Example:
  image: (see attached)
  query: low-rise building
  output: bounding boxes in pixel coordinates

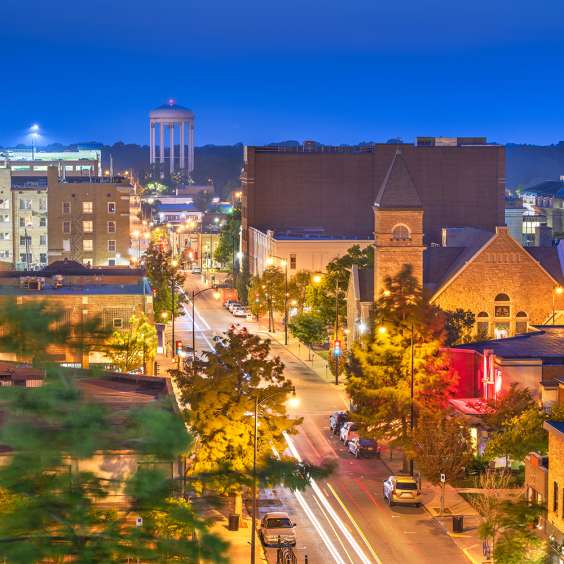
[544,419,564,555]
[47,167,134,267]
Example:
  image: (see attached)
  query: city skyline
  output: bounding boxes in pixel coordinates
[1,0,564,147]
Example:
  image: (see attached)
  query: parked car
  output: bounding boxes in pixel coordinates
[227,302,241,313]
[347,437,380,458]
[232,306,250,318]
[191,266,202,274]
[259,511,297,547]
[224,299,236,309]
[383,475,422,507]
[329,411,348,435]
[339,421,359,445]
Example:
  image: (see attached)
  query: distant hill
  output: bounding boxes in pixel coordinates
[6,140,564,194]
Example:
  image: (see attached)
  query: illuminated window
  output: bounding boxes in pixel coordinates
[0,200,9,210]
[63,202,71,214]
[82,202,93,214]
[476,312,489,339]
[113,318,123,328]
[19,199,32,210]
[63,221,71,234]
[516,311,528,334]
[107,221,116,233]
[391,224,411,241]
[83,239,93,252]
[63,239,70,252]
[108,240,116,252]
[107,202,116,213]
[83,220,93,233]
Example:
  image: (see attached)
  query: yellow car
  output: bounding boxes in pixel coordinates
[383,475,422,507]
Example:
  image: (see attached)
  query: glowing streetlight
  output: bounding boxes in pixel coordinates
[552,286,564,324]
[383,289,391,297]
[378,325,387,335]
[358,321,368,335]
[312,274,322,285]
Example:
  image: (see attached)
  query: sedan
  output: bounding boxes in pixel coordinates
[347,437,380,458]
[259,512,297,547]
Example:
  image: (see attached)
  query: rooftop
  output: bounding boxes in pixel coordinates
[0,261,146,278]
[522,180,564,197]
[544,420,564,436]
[0,283,148,296]
[374,150,422,209]
[455,326,564,359]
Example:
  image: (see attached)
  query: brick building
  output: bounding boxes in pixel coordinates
[47,167,134,267]
[347,151,564,340]
[0,261,152,368]
[241,139,505,273]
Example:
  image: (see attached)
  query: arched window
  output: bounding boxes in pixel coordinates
[494,293,510,302]
[476,312,489,339]
[516,311,528,335]
[391,224,411,241]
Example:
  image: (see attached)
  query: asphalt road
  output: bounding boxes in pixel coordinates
[176,275,467,564]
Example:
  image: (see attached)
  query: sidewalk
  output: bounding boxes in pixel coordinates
[265,329,489,564]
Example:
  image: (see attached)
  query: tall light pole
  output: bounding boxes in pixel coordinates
[250,387,299,564]
[266,255,288,345]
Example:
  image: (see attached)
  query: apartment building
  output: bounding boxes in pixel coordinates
[47,167,133,267]
[0,169,12,265]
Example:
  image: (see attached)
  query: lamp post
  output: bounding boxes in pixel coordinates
[266,255,288,345]
[250,387,299,564]
[553,286,563,325]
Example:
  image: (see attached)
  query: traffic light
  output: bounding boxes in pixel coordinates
[152,288,157,298]
[333,339,341,357]
[154,361,160,375]
[175,340,183,356]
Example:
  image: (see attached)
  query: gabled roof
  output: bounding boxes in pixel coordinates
[374,151,422,209]
[525,246,564,285]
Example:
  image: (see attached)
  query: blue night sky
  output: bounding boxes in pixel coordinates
[1,0,564,147]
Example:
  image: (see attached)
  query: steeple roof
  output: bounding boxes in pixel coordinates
[374,150,422,209]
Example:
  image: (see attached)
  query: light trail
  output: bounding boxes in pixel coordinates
[284,433,377,564]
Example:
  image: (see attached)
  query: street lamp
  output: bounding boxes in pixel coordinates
[266,255,289,345]
[553,286,564,325]
[250,386,298,564]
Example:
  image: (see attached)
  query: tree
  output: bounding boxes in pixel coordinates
[173,328,328,507]
[410,409,473,514]
[444,309,476,345]
[247,266,285,331]
[288,313,326,359]
[0,300,109,366]
[214,207,240,268]
[288,271,312,314]
[145,243,187,318]
[346,265,458,469]
[482,384,537,431]
[485,404,564,463]
[106,313,158,374]
[0,371,227,563]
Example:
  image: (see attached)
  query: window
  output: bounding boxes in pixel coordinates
[19,199,32,210]
[392,224,411,241]
[494,295,510,318]
[108,259,116,266]
[19,217,25,227]
[290,254,297,270]
[108,240,116,252]
[0,214,9,223]
[0,233,9,241]
[476,312,489,339]
[63,239,70,252]
[0,250,10,259]
[63,202,71,214]
[516,311,528,335]
[40,253,47,264]
[83,220,93,233]
[39,199,47,211]
[39,235,47,246]
[63,221,71,234]
[113,318,123,329]
[494,293,510,302]
[0,199,9,210]
[107,202,116,213]
[39,217,46,227]
[82,201,93,214]
[554,482,559,513]
[83,239,93,252]
[83,259,92,267]
[19,253,32,264]
[19,236,31,246]
[107,221,116,233]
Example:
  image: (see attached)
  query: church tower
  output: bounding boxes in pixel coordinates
[373,150,425,299]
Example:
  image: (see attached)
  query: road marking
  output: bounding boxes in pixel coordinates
[284,433,376,564]
[312,494,355,564]
[326,483,382,564]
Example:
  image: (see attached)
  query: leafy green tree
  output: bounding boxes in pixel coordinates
[444,308,476,345]
[346,265,457,469]
[0,300,109,366]
[0,371,227,563]
[106,313,158,374]
[173,328,329,507]
[288,313,326,359]
[145,243,187,318]
[288,271,312,314]
[247,266,285,331]
[214,207,241,268]
[411,409,473,513]
[482,384,536,432]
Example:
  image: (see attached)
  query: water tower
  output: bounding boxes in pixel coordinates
[149,99,195,177]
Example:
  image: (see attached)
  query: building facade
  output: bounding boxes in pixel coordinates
[47,167,134,266]
[1,148,100,177]
[0,169,13,265]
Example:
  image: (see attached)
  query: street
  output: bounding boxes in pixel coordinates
[176,274,467,564]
